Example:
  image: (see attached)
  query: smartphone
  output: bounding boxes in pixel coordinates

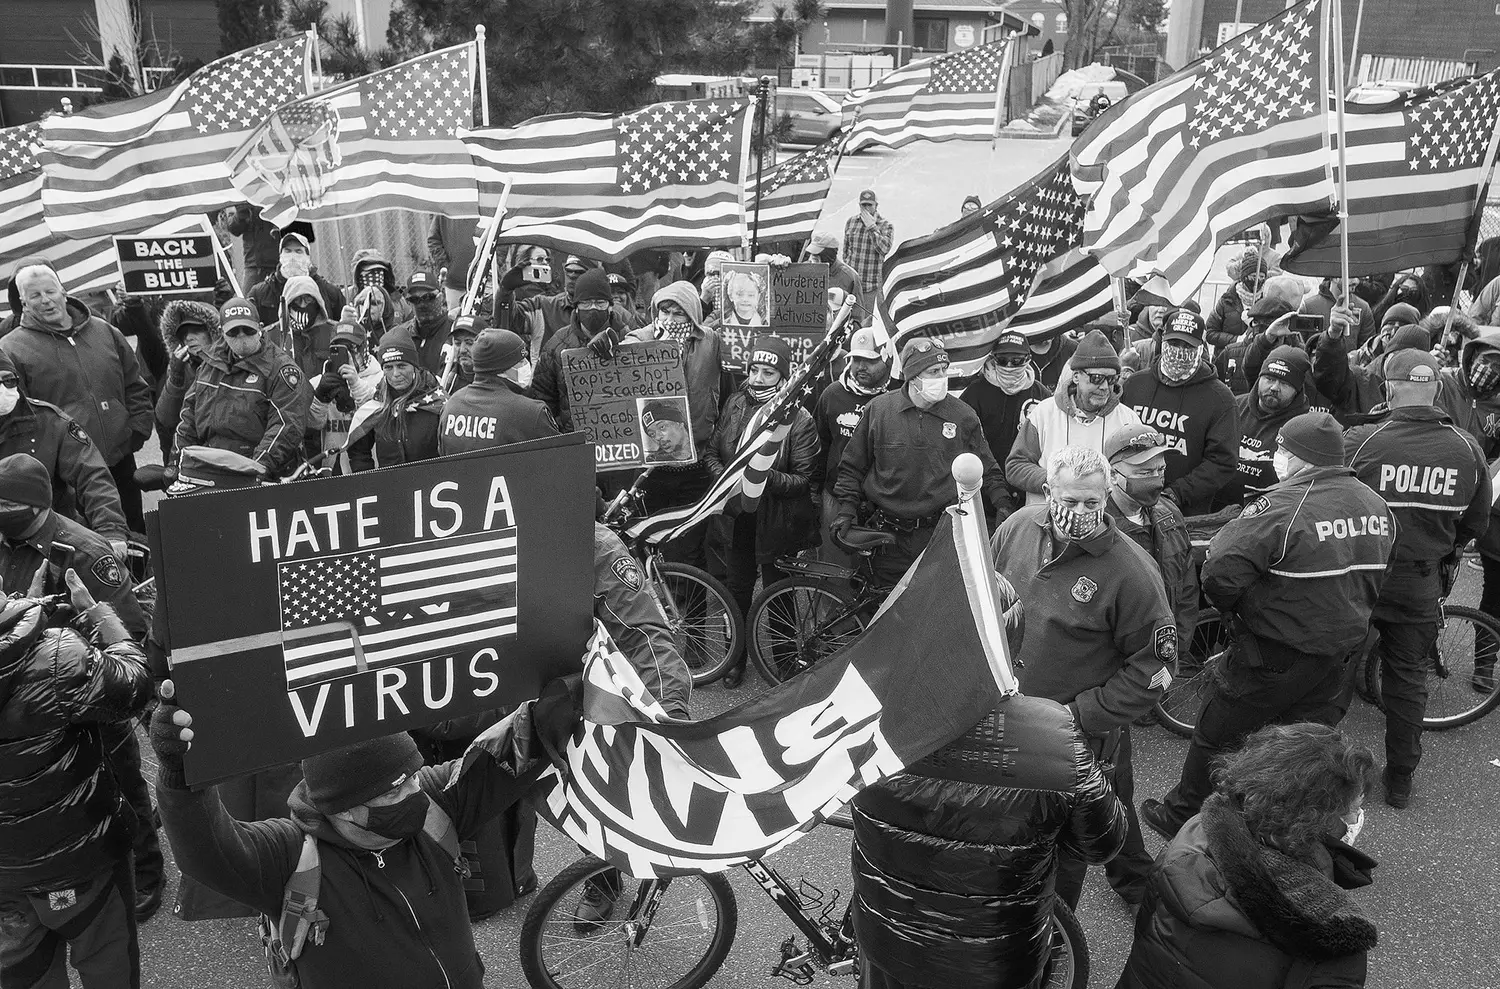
[525,263,552,285]
[46,541,75,596]
[1289,313,1326,336]
[327,344,351,372]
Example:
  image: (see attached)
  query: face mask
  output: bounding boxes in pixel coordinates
[579,308,611,334]
[1049,499,1102,540]
[656,314,692,342]
[913,376,948,403]
[0,507,38,536]
[1341,806,1364,845]
[0,386,18,417]
[1159,344,1201,383]
[983,358,1035,395]
[279,252,311,279]
[361,791,429,840]
[1273,449,1294,480]
[1115,471,1165,507]
[358,268,385,290]
[287,303,316,334]
[746,381,780,404]
[1469,359,1500,395]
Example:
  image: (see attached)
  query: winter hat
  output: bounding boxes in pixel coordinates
[900,337,949,379]
[378,331,420,367]
[301,733,424,815]
[1228,249,1268,282]
[1277,411,1344,468]
[470,328,527,374]
[1070,328,1121,372]
[1380,302,1422,329]
[703,250,735,274]
[641,399,687,430]
[1260,345,1310,391]
[0,453,53,508]
[652,281,705,328]
[574,268,612,307]
[748,335,793,379]
[1384,324,1429,356]
[1384,348,1440,384]
[1247,296,1295,322]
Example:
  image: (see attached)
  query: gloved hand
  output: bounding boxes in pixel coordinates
[532,675,582,770]
[499,262,528,293]
[313,374,343,402]
[129,430,148,453]
[1440,550,1463,598]
[830,513,855,542]
[148,679,194,779]
[588,326,620,359]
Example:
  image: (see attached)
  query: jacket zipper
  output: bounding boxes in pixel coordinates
[391,882,452,989]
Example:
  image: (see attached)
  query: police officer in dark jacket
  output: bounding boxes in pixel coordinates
[834,338,1009,587]
[1143,412,1396,840]
[438,328,557,457]
[1343,350,1490,807]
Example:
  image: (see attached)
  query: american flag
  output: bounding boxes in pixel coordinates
[38,36,312,237]
[881,155,1113,376]
[1071,0,1334,303]
[465,99,752,262]
[277,528,518,690]
[229,44,478,227]
[749,140,838,243]
[626,317,853,546]
[1277,69,1500,275]
[0,123,117,301]
[843,41,1009,152]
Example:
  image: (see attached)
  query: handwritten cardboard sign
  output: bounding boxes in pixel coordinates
[562,340,695,470]
[719,262,829,369]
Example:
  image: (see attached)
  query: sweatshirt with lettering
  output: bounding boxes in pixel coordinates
[1122,359,1239,515]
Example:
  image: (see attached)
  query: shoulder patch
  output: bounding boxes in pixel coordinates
[67,420,92,446]
[1240,495,1270,519]
[281,365,300,388]
[90,554,123,589]
[610,556,643,591]
[1153,624,1176,664]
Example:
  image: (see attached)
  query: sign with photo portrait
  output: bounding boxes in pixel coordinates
[562,341,694,470]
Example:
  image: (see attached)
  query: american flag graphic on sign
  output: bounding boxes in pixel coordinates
[277,528,518,690]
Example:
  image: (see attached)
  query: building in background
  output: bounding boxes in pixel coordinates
[999,0,1068,55]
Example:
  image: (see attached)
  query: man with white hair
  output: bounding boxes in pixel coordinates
[991,444,1175,909]
[0,257,153,534]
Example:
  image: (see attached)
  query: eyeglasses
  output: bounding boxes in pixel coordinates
[1082,371,1119,385]
[224,325,260,338]
[408,293,438,304]
[1121,463,1167,478]
[576,300,611,311]
[992,356,1029,368]
[0,373,18,388]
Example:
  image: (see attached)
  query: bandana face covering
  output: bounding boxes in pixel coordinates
[1049,499,1102,540]
[656,315,693,343]
[983,358,1035,395]
[1159,343,1201,384]
[279,251,311,279]
[358,268,385,290]
[746,382,779,405]
[287,302,316,335]
[1470,358,1500,394]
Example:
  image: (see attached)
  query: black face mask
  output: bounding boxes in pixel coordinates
[579,308,611,334]
[362,791,429,840]
[0,507,37,537]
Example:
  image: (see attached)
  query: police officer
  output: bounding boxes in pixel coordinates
[1344,350,1490,808]
[991,444,1175,908]
[1142,412,1396,840]
[438,328,557,456]
[833,338,1009,587]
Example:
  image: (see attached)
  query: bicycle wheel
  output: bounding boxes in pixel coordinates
[654,563,743,686]
[748,577,867,685]
[1039,900,1089,989]
[1361,607,1500,730]
[519,856,737,989]
[1153,615,1227,739]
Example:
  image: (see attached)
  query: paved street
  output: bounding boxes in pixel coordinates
[122,139,1500,988]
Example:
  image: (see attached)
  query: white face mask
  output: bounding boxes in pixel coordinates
[280,251,311,279]
[914,376,948,403]
[0,386,17,417]
[1342,806,1364,845]
[1272,449,1294,481]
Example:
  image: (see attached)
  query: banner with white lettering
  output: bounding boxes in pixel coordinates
[152,434,595,784]
[523,503,1016,876]
[113,216,222,295]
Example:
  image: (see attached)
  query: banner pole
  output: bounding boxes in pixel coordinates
[749,77,771,259]
[1346,0,1367,87]
[1329,0,1351,304]
[474,27,490,128]
[208,221,243,298]
[991,37,1012,148]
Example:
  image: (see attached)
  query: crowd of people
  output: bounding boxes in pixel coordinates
[2,197,1497,989]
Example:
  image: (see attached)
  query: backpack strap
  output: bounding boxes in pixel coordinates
[275,835,330,964]
[420,800,470,879]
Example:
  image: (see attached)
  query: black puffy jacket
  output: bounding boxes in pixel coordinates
[851,693,1128,988]
[0,598,151,889]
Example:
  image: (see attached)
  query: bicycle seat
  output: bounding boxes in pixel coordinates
[835,527,897,554]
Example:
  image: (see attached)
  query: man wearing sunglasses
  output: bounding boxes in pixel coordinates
[960,333,1049,514]
[385,270,453,376]
[171,298,310,481]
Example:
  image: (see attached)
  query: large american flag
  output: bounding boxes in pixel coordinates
[1277,69,1500,275]
[464,99,752,262]
[748,139,838,243]
[277,528,518,690]
[0,123,116,300]
[881,155,1113,376]
[228,44,478,227]
[626,315,853,546]
[1071,0,1334,303]
[38,36,312,237]
[843,41,1009,153]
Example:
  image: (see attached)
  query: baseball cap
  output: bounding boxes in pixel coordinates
[859,189,877,204]
[278,232,310,253]
[847,327,882,360]
[451,313,487,339]
[1384,348,1440,383]
[1104,425,1170,466]
[606,272,632,294]
[219,297,260,333]
[406,270,438,296]
[1163,309,1206,344]
[806,230,840,255]
[991,331,1029,357]
[330,320,366,347]
[564,254,591,273]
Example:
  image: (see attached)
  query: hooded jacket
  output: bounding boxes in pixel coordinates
[154,299,221,452]
[343,249,413,327]
[156,721,548,989]
[852,694,1127,988]
[1122,359,1239,514]
[0,350,127,540]
[174,337,310,477]
[1006,372,1144,505]
[620,284,725,447]
[0,598,151,890]
[0,296,153,466]
[265,275,338,380]
[1436,329,1500,457]
[248,265,343,329]
[1117,794,1377,989]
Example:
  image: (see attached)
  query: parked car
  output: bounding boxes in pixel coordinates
[776,89,844,144]
[1070,80,1129,136]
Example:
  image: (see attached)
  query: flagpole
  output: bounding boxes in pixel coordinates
[1329,0,1352,304]
[474,26,490,128]
[991,37,1012,149]
[1346,0,1367,87]
[208,222,243,298]
[749,76,771,259]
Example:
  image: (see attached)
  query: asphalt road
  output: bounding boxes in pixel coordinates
[121,140,1500,988]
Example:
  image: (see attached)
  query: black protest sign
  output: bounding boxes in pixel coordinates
[562,341,694,470]
[113,233,220,295]
[154,434,595,785]
[718,263,830,369]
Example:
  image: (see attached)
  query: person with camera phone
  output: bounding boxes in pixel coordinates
[307,319,381,474]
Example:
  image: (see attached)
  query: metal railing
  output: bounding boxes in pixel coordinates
[0,63,175,94]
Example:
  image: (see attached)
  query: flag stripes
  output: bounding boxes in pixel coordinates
[844,42,1010,152]
[747,143,836,243]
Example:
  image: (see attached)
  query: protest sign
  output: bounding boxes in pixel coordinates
[718,262,830,368]
[152,434,595,784]
[562,341,695,470]
[113,230,220,295]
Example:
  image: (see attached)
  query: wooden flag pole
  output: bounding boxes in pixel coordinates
[475,26,490,128]
[1329,0,1352,305]
[749,76,771,259]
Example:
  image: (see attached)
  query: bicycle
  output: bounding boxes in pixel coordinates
[517,811,1089,989]
[744,526,895,685]
[600,467,744,685]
